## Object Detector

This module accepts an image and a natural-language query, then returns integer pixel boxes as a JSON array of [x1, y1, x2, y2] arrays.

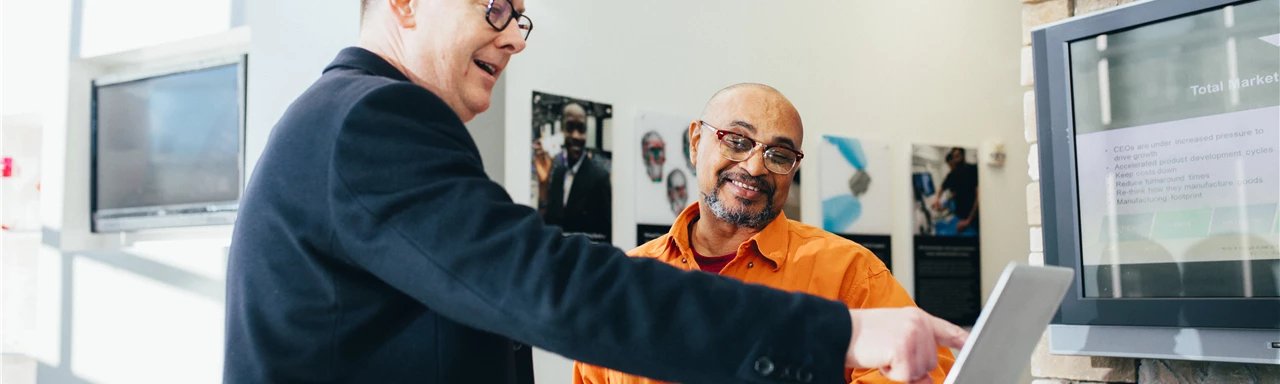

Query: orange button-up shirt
[[573, 204, 954, 384]]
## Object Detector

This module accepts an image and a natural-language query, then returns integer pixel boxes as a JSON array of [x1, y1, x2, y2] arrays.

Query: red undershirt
[[691, 248, 736, 274], [688, 218, 737, 274]]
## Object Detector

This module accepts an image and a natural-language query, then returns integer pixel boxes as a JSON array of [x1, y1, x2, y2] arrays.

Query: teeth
[[475, 61, 496, 75], [732, 180, 759, 192]]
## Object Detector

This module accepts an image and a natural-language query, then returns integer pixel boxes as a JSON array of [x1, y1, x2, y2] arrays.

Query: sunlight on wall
[[79, 0, 233, 57]]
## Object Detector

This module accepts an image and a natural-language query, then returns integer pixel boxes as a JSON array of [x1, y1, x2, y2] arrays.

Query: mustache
[[716, 170, 774, 196]]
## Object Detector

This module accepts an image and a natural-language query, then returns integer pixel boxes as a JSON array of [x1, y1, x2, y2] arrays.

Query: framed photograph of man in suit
[[531, 91, 613, 243]]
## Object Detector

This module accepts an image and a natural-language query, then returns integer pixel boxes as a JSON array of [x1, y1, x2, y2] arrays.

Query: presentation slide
[[1076, 106, 1279, 266], [1068, 0, 1278, 298]]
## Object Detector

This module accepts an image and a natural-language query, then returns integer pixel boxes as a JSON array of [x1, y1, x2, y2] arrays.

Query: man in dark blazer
[[222, 0, 967, 383], [544, 103, 612, 242]]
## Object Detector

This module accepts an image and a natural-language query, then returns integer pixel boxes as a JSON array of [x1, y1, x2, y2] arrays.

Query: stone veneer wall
[[1021, 0, 1280, 383]]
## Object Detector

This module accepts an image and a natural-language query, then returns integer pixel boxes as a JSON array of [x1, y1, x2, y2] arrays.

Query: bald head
[[700, 83, 804, 147], [700, 83, 803, 143], [702, 83, 782, 111]]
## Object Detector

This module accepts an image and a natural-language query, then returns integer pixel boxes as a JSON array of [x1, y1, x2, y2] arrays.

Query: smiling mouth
[[730, 179, 760, 192], [474, 60, 498, 76]]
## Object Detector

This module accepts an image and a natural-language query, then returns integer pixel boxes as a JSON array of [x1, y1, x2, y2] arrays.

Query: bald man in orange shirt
[[574, 84, 955, 384]]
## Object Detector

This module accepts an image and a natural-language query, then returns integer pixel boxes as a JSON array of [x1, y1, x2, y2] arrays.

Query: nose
[[739, 149, 770, 177], [496, 20, 527, 54]]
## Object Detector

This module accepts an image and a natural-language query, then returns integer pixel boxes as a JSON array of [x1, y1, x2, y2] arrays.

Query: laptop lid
[[944, 262, 1074, 384]]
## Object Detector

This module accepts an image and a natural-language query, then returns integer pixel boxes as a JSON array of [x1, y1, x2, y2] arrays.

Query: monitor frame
[[89, 54, 248, 233], [1033, 0, 1280, 365]]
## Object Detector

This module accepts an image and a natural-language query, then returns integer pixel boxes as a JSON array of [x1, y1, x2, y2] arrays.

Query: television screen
[[1067, 0, 1279, 299], [1035, 0, 1280, 364], [92, 58, 244, 232]]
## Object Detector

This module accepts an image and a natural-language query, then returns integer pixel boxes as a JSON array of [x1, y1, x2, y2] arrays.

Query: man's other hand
[[532, 141, 552, 183], [845, 308, 968, 384]]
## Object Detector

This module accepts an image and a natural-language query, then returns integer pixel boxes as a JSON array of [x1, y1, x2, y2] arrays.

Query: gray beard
[[703, 185, 776, 230]]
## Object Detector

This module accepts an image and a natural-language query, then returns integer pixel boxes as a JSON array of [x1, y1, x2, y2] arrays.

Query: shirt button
[[747, 262, 754, 268], [681, 258, 687, 263], [753, 357, 775, 377]]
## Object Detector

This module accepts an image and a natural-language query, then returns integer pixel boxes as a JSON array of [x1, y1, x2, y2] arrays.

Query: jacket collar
[[664, 203, 791, 269], [324, 47, 411, 83]]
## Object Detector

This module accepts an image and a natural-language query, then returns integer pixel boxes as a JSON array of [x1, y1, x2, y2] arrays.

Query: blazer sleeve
[[327, 83, 853, 384]]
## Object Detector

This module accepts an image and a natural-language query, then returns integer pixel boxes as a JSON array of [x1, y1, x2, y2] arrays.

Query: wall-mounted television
[[1033, 0, 1280, 364], [91, 55, 247, 232]]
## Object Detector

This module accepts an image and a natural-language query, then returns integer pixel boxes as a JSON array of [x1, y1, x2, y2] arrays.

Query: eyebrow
[[724, 120, 798, 151], [772, 137, 798, 150], [727, 120, 757, 134]]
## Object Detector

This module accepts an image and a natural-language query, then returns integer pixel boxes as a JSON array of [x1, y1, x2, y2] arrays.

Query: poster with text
[[819, 135, 893, 270], [911, 144, 981, 326], [634, 112, 698, 246], [532, 91, 613, 243]]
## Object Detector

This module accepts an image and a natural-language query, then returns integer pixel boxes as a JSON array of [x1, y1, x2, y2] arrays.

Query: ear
[[687, 121, 701, 167], [388, 0, 417, 28]]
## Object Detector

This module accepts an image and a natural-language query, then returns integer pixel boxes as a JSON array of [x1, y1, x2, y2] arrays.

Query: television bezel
[[1034, 0, 1279, 331], [89, 54, 248, 233]]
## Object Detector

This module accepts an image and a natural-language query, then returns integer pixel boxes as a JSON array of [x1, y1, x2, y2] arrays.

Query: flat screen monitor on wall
[[91, 55, 246, 232], [1032, 0, 1280, 364]]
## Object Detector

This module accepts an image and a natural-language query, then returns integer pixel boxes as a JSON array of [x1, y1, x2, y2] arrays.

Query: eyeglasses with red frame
[[699, 120, 804, 174]]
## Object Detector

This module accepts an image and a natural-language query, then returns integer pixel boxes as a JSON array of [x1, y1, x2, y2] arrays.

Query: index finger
[[929, 316, 969, 349]]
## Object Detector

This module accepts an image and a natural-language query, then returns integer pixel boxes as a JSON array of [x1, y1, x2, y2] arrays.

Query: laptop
[[944, 262, 1074, 384]]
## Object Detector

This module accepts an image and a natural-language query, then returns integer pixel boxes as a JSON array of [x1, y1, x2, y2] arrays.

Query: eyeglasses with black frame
[[485, 0, 533, 41], [699, 120, 804, 174]]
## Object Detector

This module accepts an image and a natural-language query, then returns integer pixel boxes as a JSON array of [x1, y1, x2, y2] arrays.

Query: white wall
[[77, 0, 240, 57], [243, 0, 360, 183], [2, 0, 69, 119], [466, 77, 508, 184], [500, 0, 1027, 382]]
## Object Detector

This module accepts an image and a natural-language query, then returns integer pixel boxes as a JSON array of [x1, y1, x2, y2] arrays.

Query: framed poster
[[820, 136, 893, 270], [634, 111, 697, 246], [911, 144, 982, 326], [531, 91, 613, 242]]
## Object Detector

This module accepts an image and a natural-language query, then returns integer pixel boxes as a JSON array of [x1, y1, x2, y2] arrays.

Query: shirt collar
[[323, 47, 411, 83], [664, 203, 791, 269], [567, 154, 586, 175]]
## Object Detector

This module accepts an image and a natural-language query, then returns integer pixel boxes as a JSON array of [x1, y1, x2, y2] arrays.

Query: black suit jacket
[[224, 47, 851, 384], [545, 156, 612, 242]]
